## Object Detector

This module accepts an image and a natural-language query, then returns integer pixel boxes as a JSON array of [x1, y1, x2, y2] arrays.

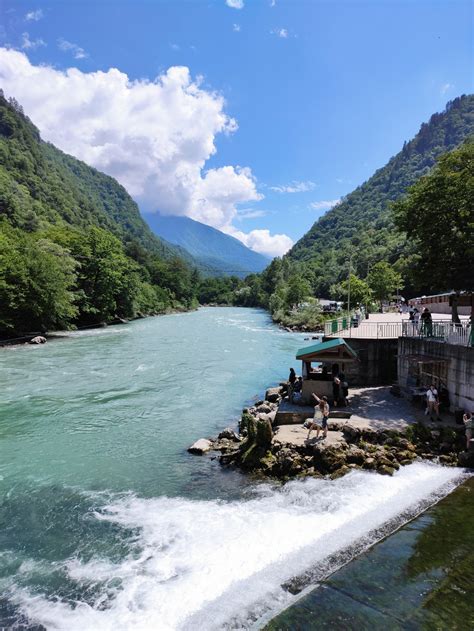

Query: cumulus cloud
[[233, 24, 241, 32], [57, 37, 88, 59], [309, 199, 341, 211], [25, 9, 43, 21], [226, 0, 244, 8], [0, 48, 291, 257], [270, 180, 316, 193], [227, 228, 293, 258], [21, 32, 46, 49], [271, 28, 288, 38]]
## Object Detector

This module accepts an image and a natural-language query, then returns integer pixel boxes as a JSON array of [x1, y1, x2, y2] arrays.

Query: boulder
[[342, 424, 360, 443], [378, 464, 395, 476], [188, 439, 212, 455], [218, 428, 240, 442], [265, 387, 281, 403], [30, 336, 46, 344], [256, 403, 272, 414], [346, 446, 366, 465]]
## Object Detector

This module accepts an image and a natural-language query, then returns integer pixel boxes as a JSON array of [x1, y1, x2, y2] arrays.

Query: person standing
[[306, 394, 330, 440], [463, 412, 473, 450], [339, 372, 349, 406], [288, 367, 296, 403], [425, 384, 440, 421], [421, 307, 433, 336], [413, 308, 420, 334]]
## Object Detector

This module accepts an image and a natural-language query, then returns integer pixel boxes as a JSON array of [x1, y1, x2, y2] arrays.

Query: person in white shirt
[[425, 384, 440, 420]]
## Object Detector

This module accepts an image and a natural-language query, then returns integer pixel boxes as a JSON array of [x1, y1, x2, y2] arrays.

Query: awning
[[296, 338, 358, 363]]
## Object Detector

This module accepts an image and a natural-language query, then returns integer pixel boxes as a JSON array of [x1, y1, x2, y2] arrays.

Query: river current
[[0, 308, 466, 630]]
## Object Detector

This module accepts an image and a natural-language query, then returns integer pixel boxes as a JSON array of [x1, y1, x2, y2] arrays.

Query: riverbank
[[265, 476, 474, 630], [0, 305, 196, 348]]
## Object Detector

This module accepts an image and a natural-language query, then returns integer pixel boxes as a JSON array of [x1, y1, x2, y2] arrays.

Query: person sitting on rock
[[293, 376, 303, 394], [306, 394, 329, 440]]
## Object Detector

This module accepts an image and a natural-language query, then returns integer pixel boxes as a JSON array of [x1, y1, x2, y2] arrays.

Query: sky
[[0, 0, 472, 257]]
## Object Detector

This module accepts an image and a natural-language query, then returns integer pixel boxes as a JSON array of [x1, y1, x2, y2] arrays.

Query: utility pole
[[347, 252, 352, 316]]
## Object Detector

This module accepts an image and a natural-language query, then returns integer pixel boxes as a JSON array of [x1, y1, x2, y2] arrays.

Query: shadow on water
[[265, 477, 474, 631]]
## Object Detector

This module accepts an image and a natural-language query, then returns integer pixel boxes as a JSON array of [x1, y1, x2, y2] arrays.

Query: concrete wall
[[397, 337, 474, 412], [323, 337, 398, 387]]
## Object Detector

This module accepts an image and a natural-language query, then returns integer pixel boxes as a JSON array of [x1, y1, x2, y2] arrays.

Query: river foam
[[10, 463, 466, 631]]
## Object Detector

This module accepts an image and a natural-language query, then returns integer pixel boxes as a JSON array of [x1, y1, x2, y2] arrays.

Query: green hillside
[[0, 94, 201, 335], [287, 95, 474, 295]]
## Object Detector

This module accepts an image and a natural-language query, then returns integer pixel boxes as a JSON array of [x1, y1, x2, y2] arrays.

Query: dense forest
[[0, 94, 215, 336]]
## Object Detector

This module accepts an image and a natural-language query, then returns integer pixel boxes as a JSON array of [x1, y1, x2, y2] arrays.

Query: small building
[[296, 338, 358, 404]]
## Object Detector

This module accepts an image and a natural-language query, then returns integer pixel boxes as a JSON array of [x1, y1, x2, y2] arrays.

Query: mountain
[[0, 94, 202, 334], [0, 94, 191, 262], [286, 95, 474, 294], [143, 213, 270, 278]]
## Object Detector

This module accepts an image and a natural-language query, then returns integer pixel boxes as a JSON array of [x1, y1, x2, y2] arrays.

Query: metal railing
[[324, 317, 403, 339], [402, 320, 472, 346]]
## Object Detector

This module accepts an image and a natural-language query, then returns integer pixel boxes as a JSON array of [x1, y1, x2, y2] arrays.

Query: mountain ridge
[[143, 213, 270, 278], [286, 94, 474, 294]]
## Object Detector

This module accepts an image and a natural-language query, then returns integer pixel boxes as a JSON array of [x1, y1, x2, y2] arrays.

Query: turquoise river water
[[0, 308, 468, 630]]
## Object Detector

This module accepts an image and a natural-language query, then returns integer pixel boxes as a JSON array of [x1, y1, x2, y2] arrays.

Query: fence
[[324, 317, 403, 339], [401, 320, 472, 346]]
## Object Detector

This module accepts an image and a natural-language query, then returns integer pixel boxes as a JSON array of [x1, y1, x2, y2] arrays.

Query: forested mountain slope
[[0, 92, 189, 261], [0, 94, 202, 335], [144, 213, 270, 278], [287, 95, 474, 295]]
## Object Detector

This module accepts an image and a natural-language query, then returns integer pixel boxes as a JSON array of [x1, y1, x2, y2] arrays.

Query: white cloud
[[233, 24, 241, 32], [270, 180, 316, 193], [0, 47, 292, 256], [236, 209, 268, 220], [227, 228, 293, 258], [57, 37, 88, 59], [270, 0, 276, 6], [21, 32, 46, 50], [309, 199, 341, 211], [440, 82, 454, 95], [25, 9, 43, 21], [271, 28, 288, 38], [170, 43, 180, 50], [226, 0, 244, 8]]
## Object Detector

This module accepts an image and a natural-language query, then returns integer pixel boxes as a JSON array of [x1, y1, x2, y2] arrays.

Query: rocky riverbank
[[189, 383, 474, 480]]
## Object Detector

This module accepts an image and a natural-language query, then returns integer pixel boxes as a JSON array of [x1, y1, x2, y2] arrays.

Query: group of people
[[408, 306, 433, 335]]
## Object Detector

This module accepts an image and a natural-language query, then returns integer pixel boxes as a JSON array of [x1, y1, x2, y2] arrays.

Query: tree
[[286, 275, 311, 309], [332, 274, 372, 308], [393, 142, 474, 294], [0, 222, 77, 333], [367, 261, 403, 307]]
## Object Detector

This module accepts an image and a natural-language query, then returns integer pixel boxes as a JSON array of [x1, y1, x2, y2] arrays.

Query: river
[[0, 308, 468, 630]]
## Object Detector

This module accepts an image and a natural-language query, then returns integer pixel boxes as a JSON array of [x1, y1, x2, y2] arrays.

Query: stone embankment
[[189, 384, 474, 480]]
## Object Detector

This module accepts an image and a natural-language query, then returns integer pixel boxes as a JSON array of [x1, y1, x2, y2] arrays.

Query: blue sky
[[1, 0, 473, 256]]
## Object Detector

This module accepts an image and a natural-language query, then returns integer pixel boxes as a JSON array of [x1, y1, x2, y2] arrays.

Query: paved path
[[325, 312, 468, 340], [273, 386, 459, 448]]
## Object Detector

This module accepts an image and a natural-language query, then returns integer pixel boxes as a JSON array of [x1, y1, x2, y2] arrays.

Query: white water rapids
[[10, 463, 465, 631]]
